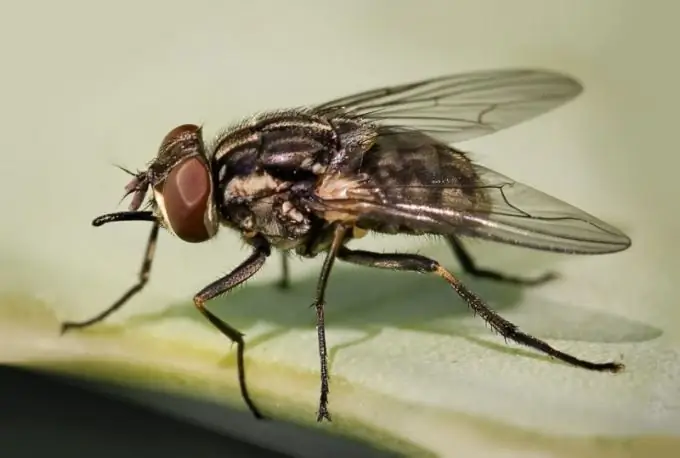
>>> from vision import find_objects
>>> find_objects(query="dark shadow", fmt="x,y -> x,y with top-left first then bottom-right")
123,245 -> 662,368
0,365 -> 397,458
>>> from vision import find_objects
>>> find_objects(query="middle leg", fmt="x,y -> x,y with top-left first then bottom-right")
310,224 -> 349,422
276,251 -> 291,290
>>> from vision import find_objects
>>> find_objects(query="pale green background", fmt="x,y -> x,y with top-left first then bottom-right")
0,1 -> 678,456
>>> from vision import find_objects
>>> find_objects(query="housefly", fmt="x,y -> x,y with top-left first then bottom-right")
61,68 -> 632,422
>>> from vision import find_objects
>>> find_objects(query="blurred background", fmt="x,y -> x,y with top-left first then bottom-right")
0,1 -> 678,457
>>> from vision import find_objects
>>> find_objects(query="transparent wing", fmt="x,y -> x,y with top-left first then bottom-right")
310,161 -> 630,255
314,68 -> 582,144
448,164 -> 631,253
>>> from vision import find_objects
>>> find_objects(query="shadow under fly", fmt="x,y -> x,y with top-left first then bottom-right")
61,68 -> 632,422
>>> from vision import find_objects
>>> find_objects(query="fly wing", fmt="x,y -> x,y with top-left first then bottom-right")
314,68 -> 583,144
308,133 -> 630,254
447,164 -> 631,253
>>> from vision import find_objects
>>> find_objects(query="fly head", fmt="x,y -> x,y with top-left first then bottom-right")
105,124 -> 220,243
147,124 -> 220,243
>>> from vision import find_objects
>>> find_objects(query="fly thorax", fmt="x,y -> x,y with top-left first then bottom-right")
224,171 -> 281,200
236,196 -> 311,244
221,171 -> 311,242
298,157 -> 328,175
277,200 -> 311,236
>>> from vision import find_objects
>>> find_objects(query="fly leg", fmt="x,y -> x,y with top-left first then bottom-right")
192,235 -> 271,420
61,220 -> 160,334
337,247 -> 624,372
276,251 -> 291,289
310,225 -> 349,422
446,235 -> 557,286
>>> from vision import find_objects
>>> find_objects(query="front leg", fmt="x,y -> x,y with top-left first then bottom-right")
337,246 -> 623,372
61,219 -> 160,334
193,235 -> 271,420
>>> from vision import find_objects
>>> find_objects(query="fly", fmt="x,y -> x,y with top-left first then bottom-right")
60,68 -> 632,422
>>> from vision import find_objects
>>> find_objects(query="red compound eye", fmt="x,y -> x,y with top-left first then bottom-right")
161,157 -> 212,243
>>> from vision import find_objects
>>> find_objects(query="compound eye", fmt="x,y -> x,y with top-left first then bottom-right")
161,157 -> 212,243
161,124 -> 200,148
